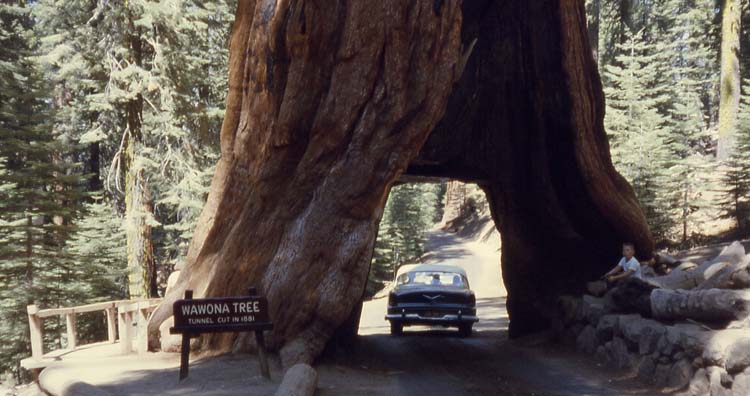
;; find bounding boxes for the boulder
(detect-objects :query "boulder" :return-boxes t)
[609,337,632,370]
[620,317,664,346]
[702,330,750,367]
[708,367,732,396]
[654,363,672,387]
[576,325,597,354]
[637,356,656,382]
[658,334,676,357]
[595,315,619,344]
[724,337,750,374]
[275,364,318,396]
[667,359,694,390]
[159,316,183,353]
[581,295,606,324]
[586,281,608,297]
[731,368,750,396]
[678,327,712,359]
[677,368,709,396]
[639,323,666,355]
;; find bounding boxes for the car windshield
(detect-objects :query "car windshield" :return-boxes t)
[396,271,469,289]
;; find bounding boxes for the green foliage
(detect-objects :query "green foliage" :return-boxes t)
[0,1,89,380]
[600,1,722,243]
[719,80,750,230]
[32,0,235,289]
[604,31,675,238]
[367,183,445,297]
[0,0,235,380]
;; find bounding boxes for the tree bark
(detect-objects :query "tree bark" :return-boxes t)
[148,0,654,361]
[412,0,654,336]
[717,0,741,159]
[585,0,600,66]
[149,0,463,366]
[124,23,157,299]
[651,288,750,322]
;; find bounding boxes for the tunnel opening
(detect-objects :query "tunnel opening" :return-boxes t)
[356,180,508,339]
[150,0,655,368]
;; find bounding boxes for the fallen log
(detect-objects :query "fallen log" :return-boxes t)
[698,255,750,290]
[646,241,746,290]
[650,288,750,322]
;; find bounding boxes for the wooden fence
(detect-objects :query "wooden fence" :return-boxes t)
[22,298,162,370]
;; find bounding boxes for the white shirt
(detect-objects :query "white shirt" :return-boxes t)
[617,257,642,279]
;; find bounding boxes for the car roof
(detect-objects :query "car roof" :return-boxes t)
[395,264,468,277]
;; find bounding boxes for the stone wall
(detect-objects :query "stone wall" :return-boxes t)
[555,294,750,395]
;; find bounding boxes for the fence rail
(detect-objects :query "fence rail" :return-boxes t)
[22,298,162,371]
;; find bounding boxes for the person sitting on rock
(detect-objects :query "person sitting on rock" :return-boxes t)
[602,242,643,283]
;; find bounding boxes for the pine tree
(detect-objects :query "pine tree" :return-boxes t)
[367,183,445,297]
[0,0,88,380]
[661,1,718,243]
[33,0,235,296]
[604,31,674,239]
[720,80,750,231]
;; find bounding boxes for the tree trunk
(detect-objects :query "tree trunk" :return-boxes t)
[651,288,750,322]
[439,180,467,228]
[124,26,157,299]
[149,0,463,366]
[148,0,654,363]
[647,241,745,290]
[411,0,654,336]
[717,0,741,159]
[586,0,600,65]
[698,255,750,290]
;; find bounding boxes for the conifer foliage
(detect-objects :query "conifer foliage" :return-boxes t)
[0,0,235,380]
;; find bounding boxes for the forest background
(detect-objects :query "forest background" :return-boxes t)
[1,0,749,383]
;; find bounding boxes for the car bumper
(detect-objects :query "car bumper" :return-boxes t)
[385,312,479,325]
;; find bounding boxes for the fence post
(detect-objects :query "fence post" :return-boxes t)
[118,305,132,354]
[65,313,77,350]
[26,305,43,359]
[136,303,149,354]
[106,307,117,343]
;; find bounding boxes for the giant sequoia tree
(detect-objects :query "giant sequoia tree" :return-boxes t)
[149,0,654,366]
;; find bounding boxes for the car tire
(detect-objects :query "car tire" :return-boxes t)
[390,322,403,336]
[458,323,472,337]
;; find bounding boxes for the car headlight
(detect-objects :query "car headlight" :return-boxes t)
[388,292,396,306]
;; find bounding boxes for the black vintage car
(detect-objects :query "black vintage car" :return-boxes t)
[385,264,478,337]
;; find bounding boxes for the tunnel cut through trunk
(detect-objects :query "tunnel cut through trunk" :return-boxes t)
[148,0,654,367]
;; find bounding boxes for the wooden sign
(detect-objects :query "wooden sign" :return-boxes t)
[170,287,273,380]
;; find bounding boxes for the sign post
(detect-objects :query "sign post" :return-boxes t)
[170,287,273,381]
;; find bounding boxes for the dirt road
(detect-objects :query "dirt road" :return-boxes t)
[317,230,664,396]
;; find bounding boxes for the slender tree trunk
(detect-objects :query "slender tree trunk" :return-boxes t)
[123,25,157,299]
[88,143,101,192]
[586,0,600,66]
[717,0,741,159]
[25,215,33,303]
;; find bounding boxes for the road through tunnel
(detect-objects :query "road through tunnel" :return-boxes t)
[148,0,654,367]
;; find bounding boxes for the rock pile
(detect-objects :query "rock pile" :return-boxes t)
[554,242,750,396]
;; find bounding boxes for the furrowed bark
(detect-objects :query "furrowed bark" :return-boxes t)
[149,0,463,366]
[651,288,750,322]
[717,0,741,159]
[148,0,655,358]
